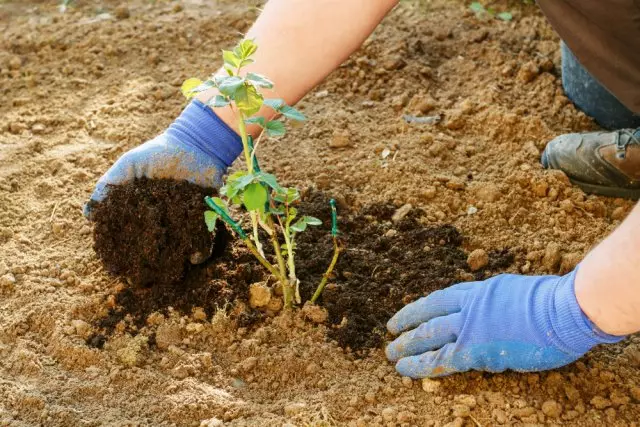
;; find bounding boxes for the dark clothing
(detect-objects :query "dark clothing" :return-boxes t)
[561,42,640,130]
[538,0,640,114]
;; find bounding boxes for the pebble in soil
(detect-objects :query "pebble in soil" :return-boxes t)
[89,182,513,353]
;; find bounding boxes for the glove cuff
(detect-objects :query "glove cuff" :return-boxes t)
[166,99,243,168]
[549,269,625,356]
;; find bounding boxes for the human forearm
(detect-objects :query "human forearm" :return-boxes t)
[197,0,399,135]
[576,202,640,335]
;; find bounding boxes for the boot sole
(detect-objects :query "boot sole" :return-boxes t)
[569,178,640,200]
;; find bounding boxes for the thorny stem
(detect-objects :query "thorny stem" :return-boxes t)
[310,237,341,304]
[237,110,264,257]
[243,237,285,283]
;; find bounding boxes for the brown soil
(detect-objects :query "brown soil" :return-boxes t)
[2,0,640,426]
[89,186,513,354]
[92,178,220,287]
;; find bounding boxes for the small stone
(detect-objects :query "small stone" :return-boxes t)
[384,229,398,238]
[8,56,21,70]
[284,402,307,416]
[444,417,464,427]
[542,242,562,271]
[630,386,640,402]
[31,123,46,134]
[172,3,184,13]
[364,391,376,403]
[71,319,90,338]
[397,411,415,423]
[249,282,272,308]
[114,5,130,19]
[401,376,413,388]
[451,404,470,418]
[200,418,223,427]
[266,296,283,313]
[492,408,507,424]
[532,180,549,197]
[189,251,209,265]
[305,362,319,374]
[422,378,440,393]
[611,206,627,221]
[542,400,562,418]
[383,56,406,71]
[454,395,477,408]
[329,130,352,148]
[192,308,207,321]
[517,61,540,83]
[9,122,26,134]
[590,396,611,409]
[302,302,328,323]
[240,356,258,372]
[381,407,397,422]
[0,273,16,290]
[445,178,465,190]
[475,183,501,202]
[512,407,536,418]
[392,204,412,223]
[315,90,329,98]
[155,324,183,350]
[467,249,488,271]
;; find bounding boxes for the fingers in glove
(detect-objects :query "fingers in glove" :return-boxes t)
[394,342,465,378]
[386,312,463,361]
[387,282,476,335]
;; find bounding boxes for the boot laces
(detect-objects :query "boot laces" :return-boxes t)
[615,128,640,159]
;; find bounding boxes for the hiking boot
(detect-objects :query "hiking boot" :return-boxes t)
[541,128,640,199]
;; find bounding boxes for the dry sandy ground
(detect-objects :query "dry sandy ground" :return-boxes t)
[1,0,640,426]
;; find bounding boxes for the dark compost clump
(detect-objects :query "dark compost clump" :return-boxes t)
[92,178,218,288]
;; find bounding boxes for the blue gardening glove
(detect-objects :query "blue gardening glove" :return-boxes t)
[85,99,242,216]
[386,269,624,378]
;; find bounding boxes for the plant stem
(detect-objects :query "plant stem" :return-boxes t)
[243,237,285,282]
[310,237,341,304]
[237,111,264,256]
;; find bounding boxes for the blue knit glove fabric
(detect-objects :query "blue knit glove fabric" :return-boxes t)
[386,270,624,378]
[85,99,242,216]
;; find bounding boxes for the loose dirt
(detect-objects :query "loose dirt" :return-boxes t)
[2,0,640,426]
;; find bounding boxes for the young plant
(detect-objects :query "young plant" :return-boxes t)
[181,39,341,308]
[469,2,513,22]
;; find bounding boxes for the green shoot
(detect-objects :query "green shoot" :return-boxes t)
[182,39,341,309]
[469,2,513,22]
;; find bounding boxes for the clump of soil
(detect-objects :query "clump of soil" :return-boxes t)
[92,178,220,287]
[296,192,513,353]
[90,188,512,354]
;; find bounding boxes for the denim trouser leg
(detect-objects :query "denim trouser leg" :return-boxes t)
[561,42,640,130]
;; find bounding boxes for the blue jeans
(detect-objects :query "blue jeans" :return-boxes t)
[561,42,640,130]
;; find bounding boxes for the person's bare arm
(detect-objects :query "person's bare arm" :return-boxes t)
[196,0,399,136]
[576,202,640,335]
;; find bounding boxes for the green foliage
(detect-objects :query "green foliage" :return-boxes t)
[469,2,513,22]
[182,39,337,308]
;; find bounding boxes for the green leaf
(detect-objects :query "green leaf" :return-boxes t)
[274,187,300,204]
[204,211,218,232]
[280,105,306,121]
[235,84,264,116]
[287,206,298,224]
[217,76,245,97]
[255,172,281,190]
[181,78,203,99]
[245,116,266,127]
[265,120,286,137]
[469,2,485,13]
[222,50,242,68]
[304,216,322,226]
[246,72,274,89]
[290,218,308,233]
[263,98,285,111]
[208,95,230,108]
[496,11,512,21]
[235,39,258,60]
[243,183,268,212]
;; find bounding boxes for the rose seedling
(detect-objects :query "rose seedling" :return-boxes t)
[182,39,341,308]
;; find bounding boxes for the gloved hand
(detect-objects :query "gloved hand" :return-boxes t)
[386,270,624,378]
[84,99,242,217]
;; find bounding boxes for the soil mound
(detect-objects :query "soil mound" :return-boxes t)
[92,178,221,287]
